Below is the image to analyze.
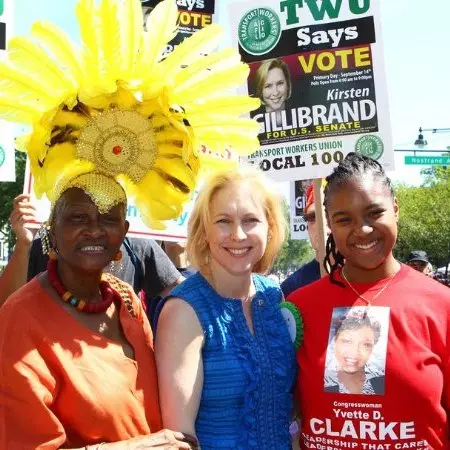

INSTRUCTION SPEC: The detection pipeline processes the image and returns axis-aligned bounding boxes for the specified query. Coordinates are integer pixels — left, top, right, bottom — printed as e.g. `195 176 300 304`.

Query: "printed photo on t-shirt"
324 306 390 395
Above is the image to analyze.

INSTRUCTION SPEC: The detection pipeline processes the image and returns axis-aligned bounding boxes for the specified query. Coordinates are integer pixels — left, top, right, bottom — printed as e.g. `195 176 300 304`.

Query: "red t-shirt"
288 264 450 450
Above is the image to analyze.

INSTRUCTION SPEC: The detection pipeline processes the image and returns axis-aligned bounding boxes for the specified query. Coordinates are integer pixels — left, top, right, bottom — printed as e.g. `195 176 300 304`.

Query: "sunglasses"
303 212 316 224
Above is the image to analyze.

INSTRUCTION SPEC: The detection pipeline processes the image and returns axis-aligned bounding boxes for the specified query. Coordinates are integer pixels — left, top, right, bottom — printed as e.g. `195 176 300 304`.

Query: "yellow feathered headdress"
0 0 260 228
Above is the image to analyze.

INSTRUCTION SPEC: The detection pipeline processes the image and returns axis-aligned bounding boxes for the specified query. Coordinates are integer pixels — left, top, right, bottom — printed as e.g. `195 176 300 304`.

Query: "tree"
394 167 450 268
0 151 27 251
272 202 315 275
272 237 314 275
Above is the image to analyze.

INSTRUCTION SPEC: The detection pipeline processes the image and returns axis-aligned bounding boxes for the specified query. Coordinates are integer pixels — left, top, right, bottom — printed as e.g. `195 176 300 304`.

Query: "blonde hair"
187 167 287 274
254 59 292 102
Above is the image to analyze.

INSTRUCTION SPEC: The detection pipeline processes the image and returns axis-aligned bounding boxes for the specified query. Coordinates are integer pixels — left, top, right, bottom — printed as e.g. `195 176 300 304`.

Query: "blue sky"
15 0 450 185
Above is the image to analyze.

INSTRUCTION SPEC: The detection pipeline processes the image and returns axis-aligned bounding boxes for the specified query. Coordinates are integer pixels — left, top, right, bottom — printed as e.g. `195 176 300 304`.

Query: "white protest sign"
289 179 312 240
22 160 196 242
0 0 15 182
229 0 393 181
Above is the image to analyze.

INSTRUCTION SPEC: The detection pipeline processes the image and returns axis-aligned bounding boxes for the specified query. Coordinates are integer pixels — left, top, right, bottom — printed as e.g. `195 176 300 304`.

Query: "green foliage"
394 166 450 267
0 151 27 250
272 202 315 275
273 237 315 275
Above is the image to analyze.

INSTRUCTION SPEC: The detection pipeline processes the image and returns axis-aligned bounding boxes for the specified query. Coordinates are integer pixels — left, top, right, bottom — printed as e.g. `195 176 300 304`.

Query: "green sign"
0 0 3 16
238 7 281 56
405 156 450 166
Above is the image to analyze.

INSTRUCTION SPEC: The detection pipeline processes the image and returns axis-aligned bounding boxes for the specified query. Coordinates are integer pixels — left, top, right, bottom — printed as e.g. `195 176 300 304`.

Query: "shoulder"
254 274 283 303
2 278 45 312
281 259 320 295
287 274 334 307
397 264 450 303
171 272 207 297
0 279 50 342
125 237 158 254
156 296 203 341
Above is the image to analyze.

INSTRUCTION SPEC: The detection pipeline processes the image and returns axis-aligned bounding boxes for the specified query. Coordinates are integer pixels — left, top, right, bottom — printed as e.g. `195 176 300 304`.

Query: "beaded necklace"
47 259 117 313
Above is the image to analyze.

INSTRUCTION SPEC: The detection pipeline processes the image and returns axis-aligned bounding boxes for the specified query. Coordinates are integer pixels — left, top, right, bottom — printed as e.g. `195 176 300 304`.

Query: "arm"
155 297 204 437
0 194 37 306
160 275 184 298
0 300 192 450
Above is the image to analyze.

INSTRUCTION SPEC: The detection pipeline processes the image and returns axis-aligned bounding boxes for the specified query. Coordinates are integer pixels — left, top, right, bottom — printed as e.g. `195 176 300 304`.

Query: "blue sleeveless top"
155 272 297 450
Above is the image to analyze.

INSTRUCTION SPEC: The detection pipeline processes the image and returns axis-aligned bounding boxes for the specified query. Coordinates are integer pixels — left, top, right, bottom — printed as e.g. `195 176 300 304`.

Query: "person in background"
406 250 433 276
281 184 325 298
0 194 183 308
154 168 297 449
289 153 450 449
162 240 196 278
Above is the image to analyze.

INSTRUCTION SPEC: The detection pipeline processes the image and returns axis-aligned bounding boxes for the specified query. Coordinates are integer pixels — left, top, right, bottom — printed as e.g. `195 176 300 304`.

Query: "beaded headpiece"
0 0 260 228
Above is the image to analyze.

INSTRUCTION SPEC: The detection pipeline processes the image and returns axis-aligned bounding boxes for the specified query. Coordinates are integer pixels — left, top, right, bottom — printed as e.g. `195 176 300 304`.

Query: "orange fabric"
0 277 162 449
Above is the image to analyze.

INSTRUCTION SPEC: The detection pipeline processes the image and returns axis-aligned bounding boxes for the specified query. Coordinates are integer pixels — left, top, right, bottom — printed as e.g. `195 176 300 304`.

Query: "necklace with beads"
47 259 117 313
341 267 399 306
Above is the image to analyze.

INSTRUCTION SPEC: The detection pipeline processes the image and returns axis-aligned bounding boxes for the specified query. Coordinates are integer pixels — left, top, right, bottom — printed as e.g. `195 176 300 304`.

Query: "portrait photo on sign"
324 306 389 395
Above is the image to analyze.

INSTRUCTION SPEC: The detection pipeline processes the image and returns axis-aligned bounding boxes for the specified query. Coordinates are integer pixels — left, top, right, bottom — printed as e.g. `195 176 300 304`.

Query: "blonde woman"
154 168 297 449
253 59 293 127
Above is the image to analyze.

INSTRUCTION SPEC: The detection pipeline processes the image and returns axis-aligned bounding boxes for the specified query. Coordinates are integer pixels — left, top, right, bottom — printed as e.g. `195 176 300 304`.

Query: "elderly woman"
154 168 297 449
0 176 194 449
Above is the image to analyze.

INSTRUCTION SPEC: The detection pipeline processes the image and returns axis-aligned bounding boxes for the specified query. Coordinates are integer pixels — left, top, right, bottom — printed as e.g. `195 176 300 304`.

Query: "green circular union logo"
0 145 5 167
238 8 281 56
355 135 384 160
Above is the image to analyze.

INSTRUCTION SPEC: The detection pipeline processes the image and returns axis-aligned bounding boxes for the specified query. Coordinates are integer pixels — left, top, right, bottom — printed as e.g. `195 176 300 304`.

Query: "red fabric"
0 277 162 449
305 184 314 213
288 264 450 450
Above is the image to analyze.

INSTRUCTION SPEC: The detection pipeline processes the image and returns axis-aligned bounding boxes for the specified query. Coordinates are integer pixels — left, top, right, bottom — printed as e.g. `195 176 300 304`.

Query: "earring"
267 232 272 242
109 250 123 274
39 223 58 259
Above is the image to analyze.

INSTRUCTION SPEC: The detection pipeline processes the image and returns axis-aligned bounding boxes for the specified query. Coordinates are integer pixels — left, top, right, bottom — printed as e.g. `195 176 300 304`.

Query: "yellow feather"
120 0 144 79
0 94 46 124
154 157 196 191
31 21 84 85
38 142 77 194
155 128 186 143
8 37 74 94
157 143 183 158
76 0 99 65
171 63 250 103
0 62 59 108
139 0 178 74
137 170 190 206
160 23 224 75
173 48 239 87
99 0 121 81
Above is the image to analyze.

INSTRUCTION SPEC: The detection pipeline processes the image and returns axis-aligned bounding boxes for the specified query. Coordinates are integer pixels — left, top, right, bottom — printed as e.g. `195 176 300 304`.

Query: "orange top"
0 277 162 449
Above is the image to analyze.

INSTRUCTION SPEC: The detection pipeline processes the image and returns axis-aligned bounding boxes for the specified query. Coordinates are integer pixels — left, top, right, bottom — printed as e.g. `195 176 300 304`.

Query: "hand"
105 429 195 449
9 194 37 247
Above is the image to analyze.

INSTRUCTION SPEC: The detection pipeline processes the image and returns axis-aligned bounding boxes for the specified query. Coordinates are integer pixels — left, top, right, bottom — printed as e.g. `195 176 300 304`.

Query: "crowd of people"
0 0 449 449
1 153 450 449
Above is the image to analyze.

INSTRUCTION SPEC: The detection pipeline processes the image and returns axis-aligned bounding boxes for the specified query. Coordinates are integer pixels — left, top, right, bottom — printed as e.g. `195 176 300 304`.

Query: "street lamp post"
395 127 450 155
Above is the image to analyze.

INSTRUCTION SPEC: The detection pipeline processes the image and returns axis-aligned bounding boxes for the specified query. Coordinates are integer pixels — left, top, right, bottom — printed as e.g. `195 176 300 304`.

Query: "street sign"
405 156 450 166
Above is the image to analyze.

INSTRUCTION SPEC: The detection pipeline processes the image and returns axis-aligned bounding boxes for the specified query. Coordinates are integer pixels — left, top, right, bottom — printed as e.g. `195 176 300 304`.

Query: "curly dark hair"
333 312 381 345
323 152 394 286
